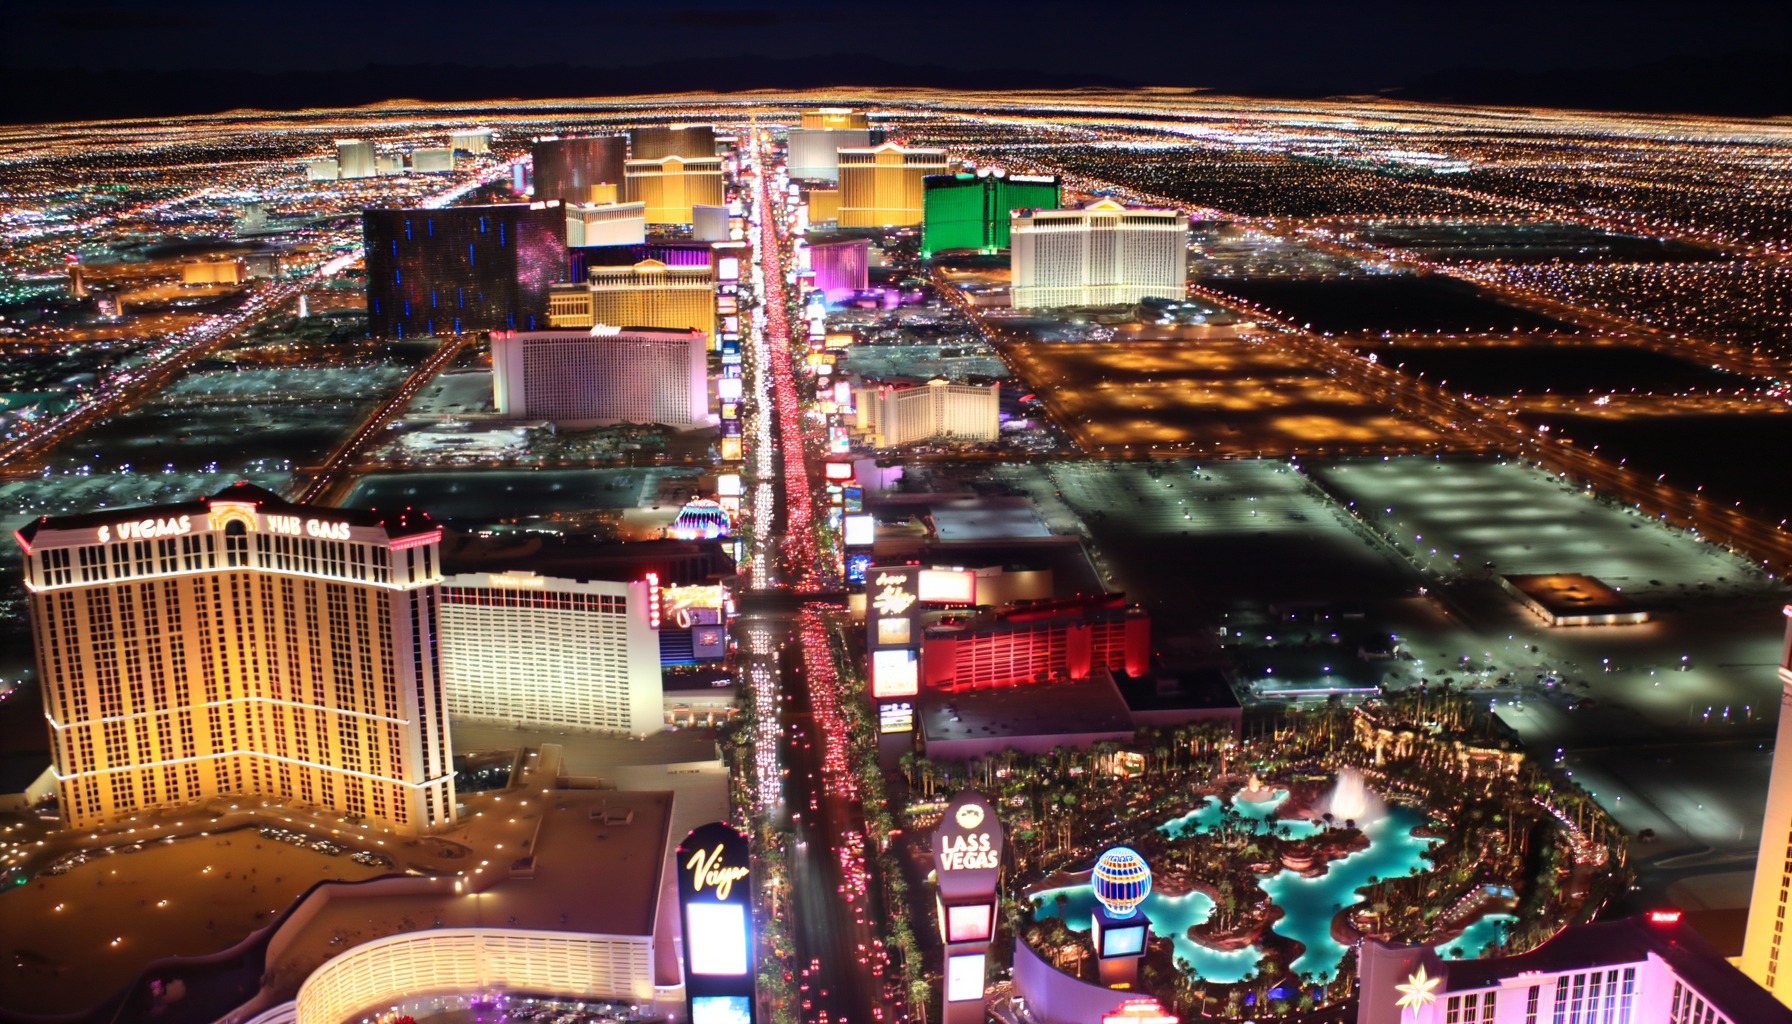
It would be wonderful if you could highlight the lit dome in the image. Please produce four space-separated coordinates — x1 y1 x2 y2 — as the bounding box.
670 499 730 541
1092 846 1151 918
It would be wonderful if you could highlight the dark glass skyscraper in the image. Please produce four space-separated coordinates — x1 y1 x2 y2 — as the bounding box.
921 172 1062 255
531 136 627 202
363 202 568 338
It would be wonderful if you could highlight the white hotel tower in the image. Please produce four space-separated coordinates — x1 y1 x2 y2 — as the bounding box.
1009 198 1188 310
1742 606 1792 1004
14 484 456 834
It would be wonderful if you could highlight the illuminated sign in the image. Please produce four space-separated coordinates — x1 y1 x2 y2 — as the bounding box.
828 426 850 454
717 377 743 401
944 901 993 942
1100 924 1146 957
1102 999 1178 1024
645 572 661 629
677 821 754 1018
687 903 747 974
932 791 1005 891
1649 909 1683 924
267 516 352 540
717 473 742 497
720 437 743 461
878 700 912 733
844 514 875 547
846 554 871 584
489 573 547 588
1394 966 1440 1013
872 649 917 697
945 953 985 1002
918 569 975 605
693 625 726 659
207 501 259 533
102 514 192 544
717 257 740 281
872 572 916 617
824 461 853 481
876 618 911 645
691 997 751 1024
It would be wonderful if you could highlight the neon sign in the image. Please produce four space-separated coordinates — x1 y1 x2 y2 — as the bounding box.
100 515 191 544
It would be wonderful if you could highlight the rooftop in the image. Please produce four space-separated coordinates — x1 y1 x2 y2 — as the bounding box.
920 673 1135 744
1500 573 1640 615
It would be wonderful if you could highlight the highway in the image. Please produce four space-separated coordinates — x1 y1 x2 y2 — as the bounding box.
295 332 471 505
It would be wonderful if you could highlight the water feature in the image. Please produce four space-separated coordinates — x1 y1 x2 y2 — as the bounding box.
1329 767 1368 822
1440 914 1516 960
1258 804 1435 979
1038 792 1441 983
1159 790 1322 841
1030 885 1264 983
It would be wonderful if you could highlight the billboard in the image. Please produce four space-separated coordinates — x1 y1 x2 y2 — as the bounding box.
918 569 975 605
844 514 876 547
872 649 918 698
677 822 754 1022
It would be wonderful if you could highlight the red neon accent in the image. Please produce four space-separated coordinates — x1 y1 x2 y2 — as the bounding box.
13 529 32 555
388 529 443 552
823 462 853 481
1649 910 1683 924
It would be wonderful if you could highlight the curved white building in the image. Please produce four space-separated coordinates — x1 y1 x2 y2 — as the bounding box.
296 927 656 1024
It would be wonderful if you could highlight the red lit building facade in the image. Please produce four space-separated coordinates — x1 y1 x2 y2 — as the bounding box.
922 597 1149 692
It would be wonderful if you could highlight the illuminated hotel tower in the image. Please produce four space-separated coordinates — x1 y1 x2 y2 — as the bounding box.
14 484 456 835
1743 606 1792 1003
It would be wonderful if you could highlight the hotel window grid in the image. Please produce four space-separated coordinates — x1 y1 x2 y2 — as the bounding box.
437 576 659 737
18 493 456 835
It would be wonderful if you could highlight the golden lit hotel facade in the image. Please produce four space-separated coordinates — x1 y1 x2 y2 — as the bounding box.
838 143 949 227
547 259 715 333
15 484 457 834
622 156 725 224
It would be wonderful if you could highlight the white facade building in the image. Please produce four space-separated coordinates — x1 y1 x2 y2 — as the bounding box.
15 484 456 834
1359 915 1792 1024
491 327 709 427
565 201 648 247
1009 198 1187 309
438 571 661 736
412 147 455 174
304 157 339 181
787 128 873 181
1743 608 1792 1002
450 128 494 155
854 379 999 447
336 139 377 179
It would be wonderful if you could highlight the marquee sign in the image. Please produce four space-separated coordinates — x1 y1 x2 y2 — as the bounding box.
932 790 1004 900
677 821 755 1024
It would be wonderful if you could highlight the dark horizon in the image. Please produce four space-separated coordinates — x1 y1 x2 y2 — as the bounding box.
2 0 1789 122
2 48 1788 125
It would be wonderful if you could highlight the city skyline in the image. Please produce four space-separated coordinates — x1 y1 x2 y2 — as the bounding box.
1 77 1791 1024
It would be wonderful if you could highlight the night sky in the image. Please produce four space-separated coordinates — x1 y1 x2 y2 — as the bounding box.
4 0 1787 89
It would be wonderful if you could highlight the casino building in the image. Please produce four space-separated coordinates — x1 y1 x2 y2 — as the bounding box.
437 571 662 736
1010 198 1188 310
1360 913 1792 1024
13 484 456 834
490 327 710 427
838 143 951 228
363 202 569 338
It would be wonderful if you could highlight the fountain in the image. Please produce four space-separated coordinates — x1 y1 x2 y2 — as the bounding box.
1330 767 1368 822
